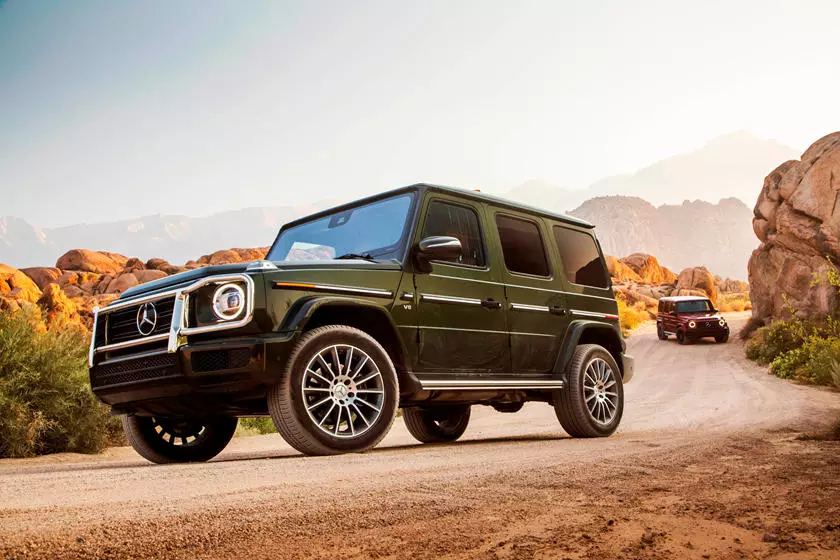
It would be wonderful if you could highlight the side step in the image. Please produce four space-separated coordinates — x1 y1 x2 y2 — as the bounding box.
418 378 564 391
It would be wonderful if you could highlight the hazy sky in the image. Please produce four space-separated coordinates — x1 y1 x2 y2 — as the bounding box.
1 0 838 227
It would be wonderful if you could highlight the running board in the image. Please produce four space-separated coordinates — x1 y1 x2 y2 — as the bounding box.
418 379 564 391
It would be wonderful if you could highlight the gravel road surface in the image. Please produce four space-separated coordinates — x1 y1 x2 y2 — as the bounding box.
2 312 839 559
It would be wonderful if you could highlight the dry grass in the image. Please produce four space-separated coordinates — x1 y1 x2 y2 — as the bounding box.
718 292 752 313
617 297 650 335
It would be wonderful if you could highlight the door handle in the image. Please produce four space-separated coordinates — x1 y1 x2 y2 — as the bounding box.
549 306 566 316
481 298 502 310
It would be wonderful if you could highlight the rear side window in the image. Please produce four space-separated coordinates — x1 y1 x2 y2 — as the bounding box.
495 215 550 277
553 226 609 288
421 200 485 267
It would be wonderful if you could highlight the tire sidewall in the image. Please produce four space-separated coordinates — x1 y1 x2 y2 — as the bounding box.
569 346 624 436
283 328 399 453
124 415 237 463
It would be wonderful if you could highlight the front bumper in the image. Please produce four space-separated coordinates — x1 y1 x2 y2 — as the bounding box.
621 353 634 383
89 333 295 413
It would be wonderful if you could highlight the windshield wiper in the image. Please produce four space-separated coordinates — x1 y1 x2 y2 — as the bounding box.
334 253 379 262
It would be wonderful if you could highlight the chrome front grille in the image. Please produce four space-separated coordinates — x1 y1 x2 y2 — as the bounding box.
88 273 256 368
106 297 175 345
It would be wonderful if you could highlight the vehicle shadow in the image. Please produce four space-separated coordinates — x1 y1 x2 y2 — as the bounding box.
1 433 571 474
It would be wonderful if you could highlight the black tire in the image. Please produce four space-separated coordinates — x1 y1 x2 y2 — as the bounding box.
267 325 399 456
657 324 668 340
122 415 237 464
676 329 690 345
715 332 729 343
553 344 624 438
403 404 471 443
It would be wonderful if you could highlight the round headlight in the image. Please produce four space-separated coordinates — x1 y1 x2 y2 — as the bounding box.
688 321 696 329
212 283 245 320
719 319 726 327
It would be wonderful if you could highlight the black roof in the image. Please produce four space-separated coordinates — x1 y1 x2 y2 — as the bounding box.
281 183 594 231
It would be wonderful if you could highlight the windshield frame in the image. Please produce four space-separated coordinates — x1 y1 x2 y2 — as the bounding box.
266 189 420 265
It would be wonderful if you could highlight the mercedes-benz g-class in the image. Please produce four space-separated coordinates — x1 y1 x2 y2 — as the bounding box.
88 184 634 462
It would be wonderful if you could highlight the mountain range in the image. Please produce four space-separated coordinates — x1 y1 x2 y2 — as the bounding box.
0 132 795 277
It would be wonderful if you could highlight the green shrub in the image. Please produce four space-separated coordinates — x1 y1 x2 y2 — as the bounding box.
237 417 277 436
745 319 809 364
770 336 840 385
0 307 122 457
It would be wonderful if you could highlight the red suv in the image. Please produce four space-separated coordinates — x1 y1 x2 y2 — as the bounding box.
657 296 729 344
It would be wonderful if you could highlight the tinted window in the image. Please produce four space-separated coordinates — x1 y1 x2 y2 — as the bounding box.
495 215 550 276
421 201 485 267
677 300 712 313
553 226 609 288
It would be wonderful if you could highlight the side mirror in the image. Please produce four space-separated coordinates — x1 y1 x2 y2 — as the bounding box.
669 311 677 317
414 236 462 272
712 308 719 313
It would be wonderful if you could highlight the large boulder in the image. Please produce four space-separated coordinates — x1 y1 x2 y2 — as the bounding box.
620 253 675 284
56 249 128 274
20 267 62 291
749 132 840 321
0 263 43 303
605 256 642 282
36 284 80 327
675 266 718 305
196 247 269 266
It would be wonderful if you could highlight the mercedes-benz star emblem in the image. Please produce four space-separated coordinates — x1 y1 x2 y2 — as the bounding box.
136 302 158 336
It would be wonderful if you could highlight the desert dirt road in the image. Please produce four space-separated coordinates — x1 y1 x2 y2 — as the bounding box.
1 312 839 559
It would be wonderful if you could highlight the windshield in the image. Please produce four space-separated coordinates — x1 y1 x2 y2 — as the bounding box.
677 300 712 313
268 193 415 262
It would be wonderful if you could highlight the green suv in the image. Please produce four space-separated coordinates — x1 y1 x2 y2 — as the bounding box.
88 184 634 463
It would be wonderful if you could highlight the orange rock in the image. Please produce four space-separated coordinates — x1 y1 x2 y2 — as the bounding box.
105 273 140 294
20 267 62 291
0 263 43 303
36 284 80 328
605 256 642 282
56 249 128 274
620 253 671 284
133 270 168 284
675 266 718 305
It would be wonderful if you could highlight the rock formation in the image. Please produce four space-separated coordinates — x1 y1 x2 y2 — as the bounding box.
749 132 840 321
675 267 718 305
619 253 678 285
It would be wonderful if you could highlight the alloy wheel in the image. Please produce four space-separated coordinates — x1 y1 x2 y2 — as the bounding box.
301 344 385 438
151 418 208 447
582 358 619 425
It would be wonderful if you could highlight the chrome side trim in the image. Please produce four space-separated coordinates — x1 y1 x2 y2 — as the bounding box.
420 294 482 306
90 274 256 365
273 282 393 299
571 310 619 320
428 273 617 302
419 379 565 390
421 325 555 338
510 303 550 313
400 292 414 301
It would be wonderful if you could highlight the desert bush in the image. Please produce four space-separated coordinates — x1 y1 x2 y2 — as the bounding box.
748 316 840 386
617 297 649 334
0 307 121 457
718 293 751 313
236 417 276 437
745 319 811 364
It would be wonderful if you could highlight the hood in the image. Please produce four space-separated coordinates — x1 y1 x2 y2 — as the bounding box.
120 259 402 300
680 312 723 321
